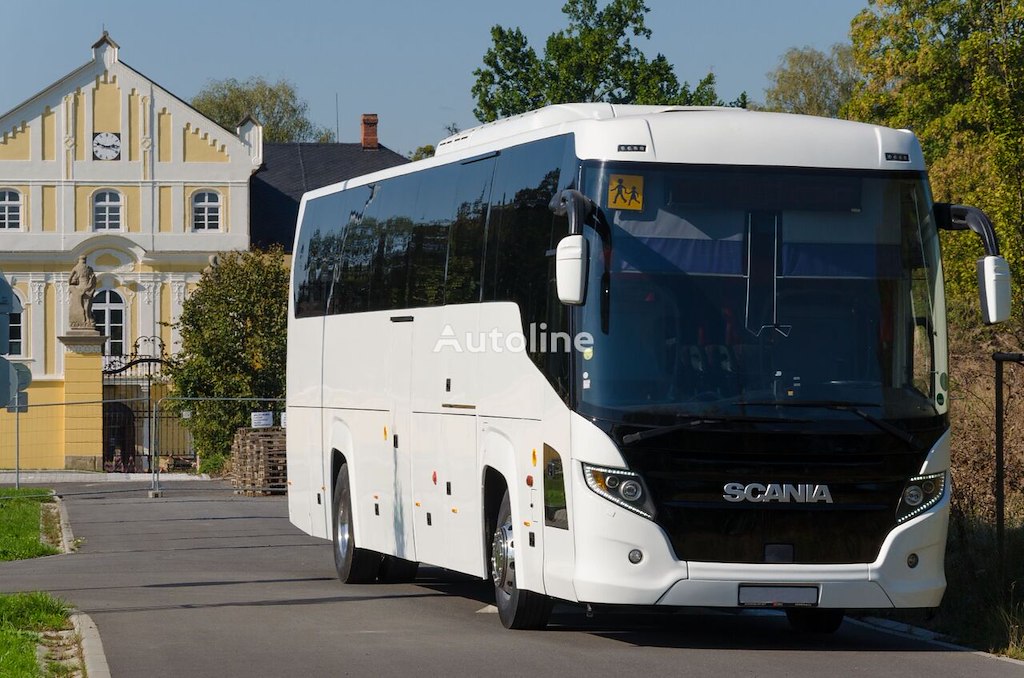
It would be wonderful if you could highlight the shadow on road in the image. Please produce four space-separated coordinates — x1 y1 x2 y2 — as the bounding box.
413 567 963 654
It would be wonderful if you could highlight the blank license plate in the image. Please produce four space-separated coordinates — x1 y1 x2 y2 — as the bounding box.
738 585 819 607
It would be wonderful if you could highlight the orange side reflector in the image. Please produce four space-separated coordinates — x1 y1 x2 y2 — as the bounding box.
451 507 459 514
523 521 532 527
532 449 537 467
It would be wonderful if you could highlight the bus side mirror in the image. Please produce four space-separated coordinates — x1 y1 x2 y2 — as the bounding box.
934 202 1013 324
556 235 588 305
979 255 1011 324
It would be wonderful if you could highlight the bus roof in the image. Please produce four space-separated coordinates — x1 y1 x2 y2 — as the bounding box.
435 103 925 172
301 103 925 204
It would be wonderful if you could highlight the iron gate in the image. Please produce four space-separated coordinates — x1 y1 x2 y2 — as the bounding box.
102 336 193 472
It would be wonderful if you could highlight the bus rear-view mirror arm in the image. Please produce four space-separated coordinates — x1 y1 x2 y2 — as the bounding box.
550 189 595 236
934 202 1012 325
550 189 596 305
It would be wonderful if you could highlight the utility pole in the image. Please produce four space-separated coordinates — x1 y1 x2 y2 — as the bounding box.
992 351 1024 598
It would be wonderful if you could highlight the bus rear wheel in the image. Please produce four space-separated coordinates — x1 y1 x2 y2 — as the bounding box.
490 490 552 629
332 463 382 584
785 608 845 633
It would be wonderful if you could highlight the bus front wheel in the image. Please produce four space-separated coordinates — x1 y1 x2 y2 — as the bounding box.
490 490 552 629
332 463 382 584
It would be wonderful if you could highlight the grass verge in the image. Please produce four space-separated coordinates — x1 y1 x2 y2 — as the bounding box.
0 488 60 561
941 513 1024 659
1 488 80 675
0 592 72 677
885 511 1024 659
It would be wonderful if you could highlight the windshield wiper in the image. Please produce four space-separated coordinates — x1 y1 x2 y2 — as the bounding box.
621 414 809 446
738 400 918 447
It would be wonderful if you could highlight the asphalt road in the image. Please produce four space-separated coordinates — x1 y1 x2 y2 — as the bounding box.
0 481 1020 678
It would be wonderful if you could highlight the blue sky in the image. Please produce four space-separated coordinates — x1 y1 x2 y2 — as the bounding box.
1 0 868 156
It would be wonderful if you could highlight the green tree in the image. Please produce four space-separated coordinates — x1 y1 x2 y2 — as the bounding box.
166 249 289 473
409 145 435 161
845 0 1024 318
763 43 860 117
472 0 729 122
192 77 334 143
846 4 1024 650
728 92 751 109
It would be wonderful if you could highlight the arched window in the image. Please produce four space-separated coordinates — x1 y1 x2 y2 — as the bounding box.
192 191 221 231
0 189 22 230
93 190 122 231
92 289 125 355
7 293 23 356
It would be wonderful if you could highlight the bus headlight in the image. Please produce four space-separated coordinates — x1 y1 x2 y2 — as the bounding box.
896 471 946 524
582 463 656 520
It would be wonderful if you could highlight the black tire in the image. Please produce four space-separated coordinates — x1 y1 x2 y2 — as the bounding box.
379 554 419 583
332 463 382 584
490 490 552 629
785 608 845 633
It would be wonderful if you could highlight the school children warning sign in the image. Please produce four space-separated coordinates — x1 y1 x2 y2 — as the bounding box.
607 174 644 211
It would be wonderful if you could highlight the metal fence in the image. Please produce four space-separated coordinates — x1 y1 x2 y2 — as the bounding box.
151 396 284 493
0 394 283 493
0 396 192 486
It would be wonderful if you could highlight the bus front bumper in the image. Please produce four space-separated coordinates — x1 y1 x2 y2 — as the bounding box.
570 493 948 610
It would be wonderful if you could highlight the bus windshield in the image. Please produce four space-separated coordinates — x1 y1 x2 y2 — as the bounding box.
574 163 948 431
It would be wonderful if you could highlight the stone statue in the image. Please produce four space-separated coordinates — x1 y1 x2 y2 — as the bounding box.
203 254 221 276
68 256 97 330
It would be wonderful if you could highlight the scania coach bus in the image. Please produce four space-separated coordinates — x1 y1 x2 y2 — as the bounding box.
286 104 1011 632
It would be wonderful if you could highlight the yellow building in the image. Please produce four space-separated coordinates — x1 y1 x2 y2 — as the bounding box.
0 33 263 470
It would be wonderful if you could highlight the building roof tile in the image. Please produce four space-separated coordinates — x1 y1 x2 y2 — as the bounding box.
249 142 409 251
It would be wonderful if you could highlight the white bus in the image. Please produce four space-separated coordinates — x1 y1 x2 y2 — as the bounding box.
286 104 1010 632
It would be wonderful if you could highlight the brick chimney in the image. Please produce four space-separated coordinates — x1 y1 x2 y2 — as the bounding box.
361 114 379 150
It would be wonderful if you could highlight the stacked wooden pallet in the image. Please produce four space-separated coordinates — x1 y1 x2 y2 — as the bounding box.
231 427 287 495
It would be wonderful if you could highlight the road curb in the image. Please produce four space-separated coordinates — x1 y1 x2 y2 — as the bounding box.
56 496 111 678
849 617 1024 666
54 494 76 554
71 612 111 678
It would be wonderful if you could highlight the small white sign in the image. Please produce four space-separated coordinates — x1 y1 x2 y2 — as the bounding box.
250 411 274 428
279 411 287 428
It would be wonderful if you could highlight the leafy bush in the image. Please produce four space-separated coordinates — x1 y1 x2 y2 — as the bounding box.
166 248 288 465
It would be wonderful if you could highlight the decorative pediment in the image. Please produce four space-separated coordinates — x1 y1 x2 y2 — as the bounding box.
0 122 30 160
183 123 229 163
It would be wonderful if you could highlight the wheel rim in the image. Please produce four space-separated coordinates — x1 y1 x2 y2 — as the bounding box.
335 494 351 559
491 515 514 594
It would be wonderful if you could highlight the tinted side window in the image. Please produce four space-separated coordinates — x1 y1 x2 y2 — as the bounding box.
294 194 343 319
446 156 496 304
543 444 569 529
409 164 457 308
369 174 420 311
298 136 576 321
329 185 376 315
485 137 570 308
485 135 576 397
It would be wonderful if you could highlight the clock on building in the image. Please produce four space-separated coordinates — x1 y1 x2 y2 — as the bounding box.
92 132 121 160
